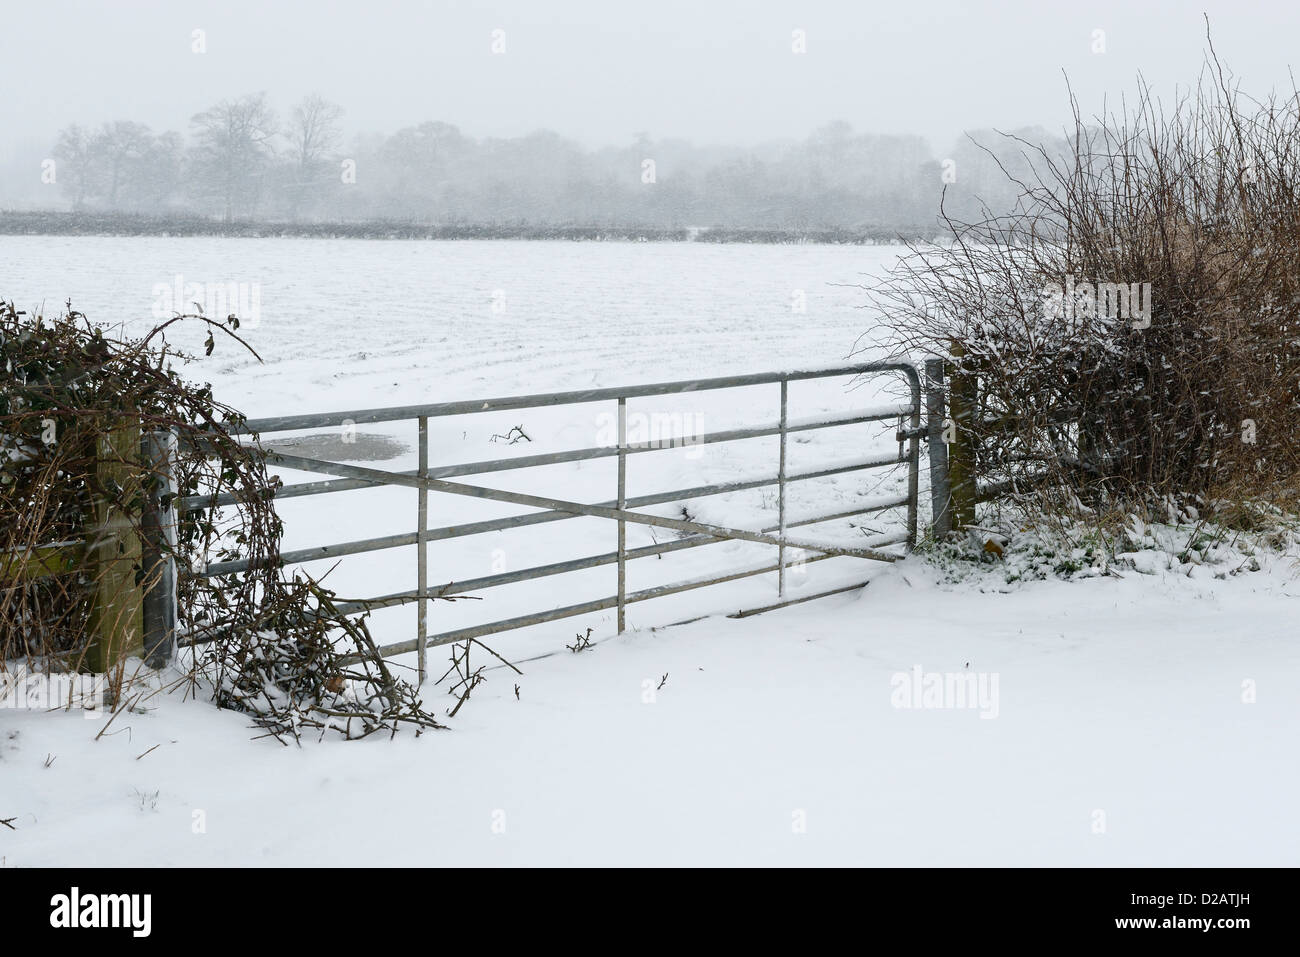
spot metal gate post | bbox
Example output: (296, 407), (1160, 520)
(906, 393), (920, 549)
(777, 379), (788, 596)
(617, 397), (627, 633)
(924, 358), (952, 540)
(141, 430), (177, 668)
(416, 416), (429, 682)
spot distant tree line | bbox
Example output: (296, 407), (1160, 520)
(12, 92), (1067, 235)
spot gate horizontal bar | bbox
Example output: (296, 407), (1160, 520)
(237, 362), (919, 434)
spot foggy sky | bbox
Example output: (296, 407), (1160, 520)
(2, 0), (1298, 156)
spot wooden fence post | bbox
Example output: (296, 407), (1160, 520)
(945, 343), (978, 531)
(83, 417), (145, 673)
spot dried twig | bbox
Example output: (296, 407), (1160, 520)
(566, 628), (595, 653)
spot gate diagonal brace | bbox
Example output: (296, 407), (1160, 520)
(266, 451), (901, 564)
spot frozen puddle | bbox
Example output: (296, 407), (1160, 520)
(258, 432), (409, 462)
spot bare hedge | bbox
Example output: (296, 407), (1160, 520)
(864, 36), (1300, 522)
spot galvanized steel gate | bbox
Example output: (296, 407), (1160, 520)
(183, 362), (924, 680)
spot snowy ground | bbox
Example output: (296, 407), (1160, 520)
(2, 238), (1297, 865)
(4, 559), (1297, 866)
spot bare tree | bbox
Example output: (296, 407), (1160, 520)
(129, 131), (184, 212)
(93, 121), (154, 207)
(284, 94), (343, 219)
(51, 124), (97, 210)
(189, 93), (277, 222)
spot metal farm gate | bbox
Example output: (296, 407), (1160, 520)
(181, 362), (926, 680)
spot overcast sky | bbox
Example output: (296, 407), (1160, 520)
(2, 0), (1298, 154)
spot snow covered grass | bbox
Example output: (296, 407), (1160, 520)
(3, 554), (1297, 866)
(922, 498), (1300, 588)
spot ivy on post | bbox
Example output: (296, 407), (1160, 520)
(83, 416), (145, 673)
(945, 342), (978, 531)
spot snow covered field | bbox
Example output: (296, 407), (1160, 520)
(2, 237), (1297, 866)
(1, 237), (915, 648)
